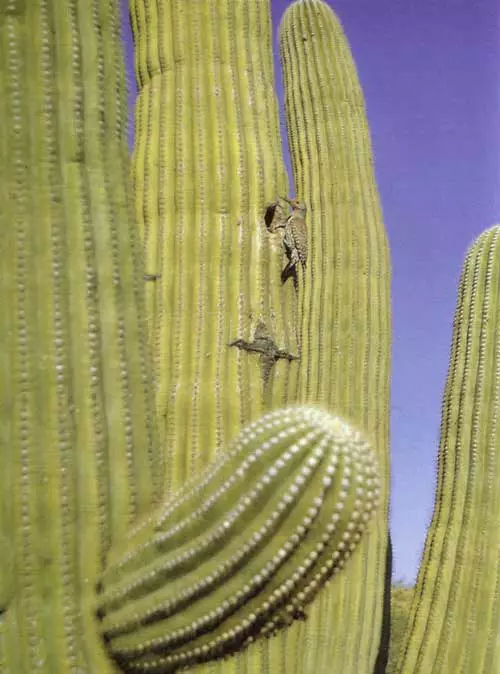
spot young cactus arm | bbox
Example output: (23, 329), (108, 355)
(97, 406), (380, 673)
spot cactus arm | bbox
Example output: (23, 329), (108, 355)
(278, 2), (391, 672)
(396, 226), (500, 674)
(97, 406), (380, 673)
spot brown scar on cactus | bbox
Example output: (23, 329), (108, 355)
(229, 320), (299, 384)
(96, 405), (381, 673)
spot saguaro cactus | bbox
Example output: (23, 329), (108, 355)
(130, 0), (298, 497)
(278, 2), (391, 672)
(0, 0), (161, 671)
(396, 225), (500, 674)
(0, 1), (381, 673)
(130, 0), (391, 672)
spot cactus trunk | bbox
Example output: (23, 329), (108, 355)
(130, 0), (298, 496)
(278, 2), (391, 672)
(0, 1), (161, 671)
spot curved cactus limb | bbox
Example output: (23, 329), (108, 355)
(97, 406), (380, 673)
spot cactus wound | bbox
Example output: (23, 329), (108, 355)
(229, 320), (299, 385)
(97, 406), (380, 672)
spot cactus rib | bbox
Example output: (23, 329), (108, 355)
(97, 406), (380, 673)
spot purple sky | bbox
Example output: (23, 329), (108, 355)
(121, 0), (500, 584)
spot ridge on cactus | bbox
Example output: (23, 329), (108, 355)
(97, 406), (380, 673)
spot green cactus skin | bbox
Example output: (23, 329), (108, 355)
(0, 4), (383, 673)
(97, 406), (380, 673)
(130, 0), (298, 496)
(278, 2), (391, 672)
(0, 0), (162, 671)
(396, 225), (500, 674)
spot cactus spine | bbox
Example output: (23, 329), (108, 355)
(396, 226), (500, 674)
(278, 1), (391, 672)
(0, 0), (161, 671)
(130, 0), (298, 496)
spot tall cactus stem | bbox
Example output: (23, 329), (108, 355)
(0, 1), (160, 671)
(130, 0), (297, 496)
(278, 2), (391, 671)
(396, 225), (500, 674)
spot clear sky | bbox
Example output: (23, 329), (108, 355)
(121, 0), (500, 584)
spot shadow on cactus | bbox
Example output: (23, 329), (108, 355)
(97, 406), (380, 672)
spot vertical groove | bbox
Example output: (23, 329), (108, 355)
(42, 0), (81, 666)
(190, 3), (206, 475)
(7, 4), (45, 669)
(0, 9), (14, 669)
(207, 0), (226, 458)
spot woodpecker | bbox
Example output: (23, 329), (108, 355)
(279, 196), (308, 279)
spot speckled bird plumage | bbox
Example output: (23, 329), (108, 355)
(282, 197), (308, 275)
